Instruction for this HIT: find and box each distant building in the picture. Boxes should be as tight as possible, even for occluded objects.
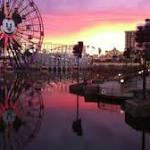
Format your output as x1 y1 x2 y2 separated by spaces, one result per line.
98 48 123 62
105 47 122 57
125 31 136 49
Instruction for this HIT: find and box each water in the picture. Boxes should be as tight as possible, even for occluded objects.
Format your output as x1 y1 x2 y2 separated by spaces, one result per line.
0 72 150 150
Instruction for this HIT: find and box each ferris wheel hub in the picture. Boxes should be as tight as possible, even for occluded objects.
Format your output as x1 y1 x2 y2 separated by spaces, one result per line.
1 18 16 34
2 109 16 125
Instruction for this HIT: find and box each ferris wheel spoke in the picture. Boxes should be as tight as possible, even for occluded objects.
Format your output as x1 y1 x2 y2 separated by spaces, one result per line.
10 0 20 10
18 25 43 35
9 45 22 68
8 78 19 99
22 9 36 18
24 34 40 41
17 34 40 44
33 30 42 33
14 48 29 66
18 2 34 14
9 47 20 66
22 16 39 22
15 33 33 44
16 0 26 10
18 24 34 31
19 23 41 28
9 83 24 102
17 29 41 37
16 31 32 37
27 101 41 108
18 26 41 34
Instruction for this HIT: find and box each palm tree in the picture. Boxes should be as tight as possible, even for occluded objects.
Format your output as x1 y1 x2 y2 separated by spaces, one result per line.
98 48 101 56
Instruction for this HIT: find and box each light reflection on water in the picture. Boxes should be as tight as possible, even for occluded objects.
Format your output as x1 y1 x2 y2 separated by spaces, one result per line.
0 72 150 150
27 75 150 150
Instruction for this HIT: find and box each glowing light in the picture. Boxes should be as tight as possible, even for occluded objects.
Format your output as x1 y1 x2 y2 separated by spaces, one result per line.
120 79 124 83
120 110 124 114
118 73 122 77
138 71 142 74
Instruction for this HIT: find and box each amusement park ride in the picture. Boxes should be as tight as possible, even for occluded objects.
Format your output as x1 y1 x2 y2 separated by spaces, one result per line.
0 0 44 69
0 0 45 149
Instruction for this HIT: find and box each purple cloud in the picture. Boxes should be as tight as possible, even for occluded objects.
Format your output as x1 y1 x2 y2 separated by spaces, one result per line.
34 0 150 14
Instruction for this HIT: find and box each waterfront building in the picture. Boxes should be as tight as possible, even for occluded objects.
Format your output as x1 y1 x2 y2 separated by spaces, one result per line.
125 31 136 49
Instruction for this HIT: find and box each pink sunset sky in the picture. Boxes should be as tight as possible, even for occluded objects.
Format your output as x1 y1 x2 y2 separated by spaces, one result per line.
34 0 150 52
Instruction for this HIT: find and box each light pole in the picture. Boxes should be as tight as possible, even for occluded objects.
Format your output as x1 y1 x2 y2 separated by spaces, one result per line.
72 41 83 136
135 19 150 100
142 46 147 100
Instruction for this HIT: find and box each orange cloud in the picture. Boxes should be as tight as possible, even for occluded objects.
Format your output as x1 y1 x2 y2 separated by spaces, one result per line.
42 10 149 51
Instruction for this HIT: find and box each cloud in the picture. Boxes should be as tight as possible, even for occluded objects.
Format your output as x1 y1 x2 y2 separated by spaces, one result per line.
34 0 149 14
138 0 150 6
32 0 150 50
42 9 148 37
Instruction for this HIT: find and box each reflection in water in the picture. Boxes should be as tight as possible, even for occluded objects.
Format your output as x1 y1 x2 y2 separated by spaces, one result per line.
72 66 83 136
0 73 45 150
72 95 83 136
47 72 150 150
125 113 150 150
0 71 149 150
85 97 122 113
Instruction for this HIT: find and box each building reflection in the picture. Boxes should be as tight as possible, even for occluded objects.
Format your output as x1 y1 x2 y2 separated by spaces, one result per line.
71 93 124 137
0 73 44 150
84 96 122 113
125 113 150 150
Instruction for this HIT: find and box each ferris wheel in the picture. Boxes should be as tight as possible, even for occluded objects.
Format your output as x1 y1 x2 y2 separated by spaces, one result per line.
0 0 44 68
0 75 44 149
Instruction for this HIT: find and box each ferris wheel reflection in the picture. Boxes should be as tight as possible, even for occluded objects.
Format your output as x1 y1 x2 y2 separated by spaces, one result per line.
0 73 44 150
